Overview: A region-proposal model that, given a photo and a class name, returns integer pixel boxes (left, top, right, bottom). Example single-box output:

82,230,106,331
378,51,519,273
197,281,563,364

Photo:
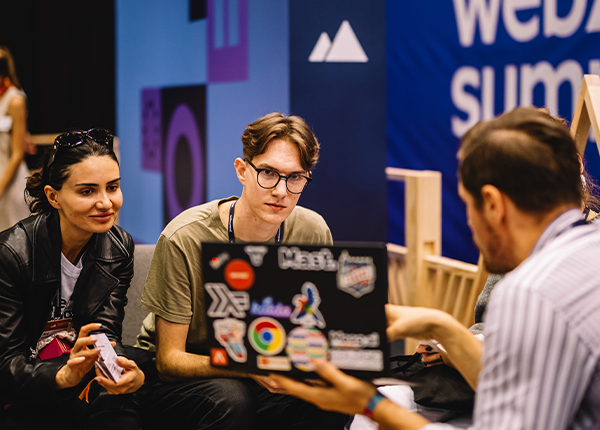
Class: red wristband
363,392,386,419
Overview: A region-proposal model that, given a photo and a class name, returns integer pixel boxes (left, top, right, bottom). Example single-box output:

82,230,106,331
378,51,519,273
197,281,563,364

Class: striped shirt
426,209,600,430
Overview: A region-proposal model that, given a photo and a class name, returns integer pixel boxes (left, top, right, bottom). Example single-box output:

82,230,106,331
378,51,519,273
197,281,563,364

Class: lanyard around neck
228,199,283,244
52,286,63,320
550,217,589,243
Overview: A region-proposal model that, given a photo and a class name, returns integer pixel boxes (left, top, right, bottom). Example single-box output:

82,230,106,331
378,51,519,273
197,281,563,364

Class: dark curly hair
26,137,118,214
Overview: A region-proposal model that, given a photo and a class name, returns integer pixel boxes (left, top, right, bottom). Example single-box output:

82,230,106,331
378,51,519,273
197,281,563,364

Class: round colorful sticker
248,317,286,356
286,327,328,372
224,259,255,291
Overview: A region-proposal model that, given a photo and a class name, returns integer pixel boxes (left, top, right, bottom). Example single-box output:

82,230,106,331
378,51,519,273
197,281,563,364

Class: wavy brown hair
241,113,320,171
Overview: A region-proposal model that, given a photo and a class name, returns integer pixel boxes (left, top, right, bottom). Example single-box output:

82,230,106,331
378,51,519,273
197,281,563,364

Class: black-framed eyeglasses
244,158,312,194
47,128,114,167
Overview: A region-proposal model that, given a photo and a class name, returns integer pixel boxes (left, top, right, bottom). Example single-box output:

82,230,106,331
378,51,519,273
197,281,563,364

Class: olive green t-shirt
137,196,333,354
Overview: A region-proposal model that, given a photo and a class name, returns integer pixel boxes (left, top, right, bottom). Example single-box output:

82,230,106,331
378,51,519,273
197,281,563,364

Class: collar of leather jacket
18,210,130,286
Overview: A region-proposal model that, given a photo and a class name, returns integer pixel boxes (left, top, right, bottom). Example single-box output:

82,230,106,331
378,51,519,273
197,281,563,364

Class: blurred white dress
0,86,29,232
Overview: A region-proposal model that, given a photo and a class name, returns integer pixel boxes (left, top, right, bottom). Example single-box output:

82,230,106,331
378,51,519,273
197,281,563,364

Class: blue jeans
138,376,348,430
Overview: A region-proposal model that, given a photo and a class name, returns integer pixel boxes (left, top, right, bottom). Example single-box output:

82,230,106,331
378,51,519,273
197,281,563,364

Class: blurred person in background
0,46,30,231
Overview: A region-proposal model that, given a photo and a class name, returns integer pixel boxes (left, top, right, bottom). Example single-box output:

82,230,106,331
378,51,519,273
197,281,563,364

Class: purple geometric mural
141,88,163,172
208,0,248,82
141,85,206,225
160,85,206,225
164,103,205,220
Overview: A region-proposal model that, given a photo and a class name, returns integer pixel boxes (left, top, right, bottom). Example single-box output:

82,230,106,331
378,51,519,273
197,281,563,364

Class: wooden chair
423,254,487,328
571,74,600,157
386,168,488,353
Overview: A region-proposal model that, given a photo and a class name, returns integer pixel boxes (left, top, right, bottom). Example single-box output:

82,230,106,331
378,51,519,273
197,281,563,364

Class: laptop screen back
202,242,390,379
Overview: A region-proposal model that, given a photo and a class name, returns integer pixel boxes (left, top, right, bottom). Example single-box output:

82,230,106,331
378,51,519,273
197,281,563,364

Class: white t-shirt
60,252,83,319
34,253,84,353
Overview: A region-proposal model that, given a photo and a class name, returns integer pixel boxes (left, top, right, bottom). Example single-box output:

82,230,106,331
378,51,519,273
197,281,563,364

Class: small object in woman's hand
91,333,123,382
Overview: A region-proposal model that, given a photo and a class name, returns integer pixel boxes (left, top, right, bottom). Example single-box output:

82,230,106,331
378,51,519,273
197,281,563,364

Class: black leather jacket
0,210,134,406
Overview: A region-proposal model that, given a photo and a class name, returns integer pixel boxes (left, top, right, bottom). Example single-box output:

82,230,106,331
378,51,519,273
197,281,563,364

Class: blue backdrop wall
387,0,600,263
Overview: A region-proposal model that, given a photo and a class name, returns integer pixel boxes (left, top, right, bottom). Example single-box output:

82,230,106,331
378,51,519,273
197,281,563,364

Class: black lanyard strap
52,286,62,319
228,199,282,244
552,217,589,242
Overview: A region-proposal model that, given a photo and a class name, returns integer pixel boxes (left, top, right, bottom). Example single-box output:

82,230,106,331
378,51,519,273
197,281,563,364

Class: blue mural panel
208,0,248,82
290,0,387,242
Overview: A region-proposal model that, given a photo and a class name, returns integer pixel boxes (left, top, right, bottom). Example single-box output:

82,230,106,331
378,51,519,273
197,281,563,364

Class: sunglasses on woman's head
47,128,114,167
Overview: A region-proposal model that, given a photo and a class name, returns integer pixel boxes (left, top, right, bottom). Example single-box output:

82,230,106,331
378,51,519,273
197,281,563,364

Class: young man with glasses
137,113,347,429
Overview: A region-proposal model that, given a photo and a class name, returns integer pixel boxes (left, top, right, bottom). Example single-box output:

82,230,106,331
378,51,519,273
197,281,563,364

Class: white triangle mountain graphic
308,33,332,62
308,20,368,63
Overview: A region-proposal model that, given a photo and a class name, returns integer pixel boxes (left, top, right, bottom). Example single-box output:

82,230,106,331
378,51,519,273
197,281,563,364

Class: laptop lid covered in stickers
202,242,390,379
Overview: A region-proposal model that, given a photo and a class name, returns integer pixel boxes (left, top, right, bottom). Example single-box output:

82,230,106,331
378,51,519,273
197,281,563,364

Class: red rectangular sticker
211,348,229,366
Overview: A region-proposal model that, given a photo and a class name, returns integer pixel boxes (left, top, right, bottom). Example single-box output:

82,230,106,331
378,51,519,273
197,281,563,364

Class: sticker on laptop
248,317,287,356
286,326,328,372
278,246,338,271
257,355,292,371
336,250,376,298
328,330,380,349
206,283,250,318
250,296,292,318
213,318,248,363
224,259,255,291
290,282,326,328
330,349,384,371
211,348,229,366
209,252,230,270
244,245,268,267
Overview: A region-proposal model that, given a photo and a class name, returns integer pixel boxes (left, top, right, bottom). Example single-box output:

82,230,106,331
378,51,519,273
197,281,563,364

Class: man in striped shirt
274,107,600,429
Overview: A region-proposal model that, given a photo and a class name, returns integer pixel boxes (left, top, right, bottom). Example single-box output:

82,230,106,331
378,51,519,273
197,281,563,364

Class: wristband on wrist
363,392,386,419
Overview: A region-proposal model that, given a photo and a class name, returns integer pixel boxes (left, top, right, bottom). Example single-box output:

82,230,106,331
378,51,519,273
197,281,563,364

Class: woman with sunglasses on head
0,46,30,232
0,129,144,430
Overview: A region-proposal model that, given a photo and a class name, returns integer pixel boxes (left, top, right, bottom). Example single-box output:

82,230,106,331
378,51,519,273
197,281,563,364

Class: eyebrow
255,163,306,175
74,177,121,187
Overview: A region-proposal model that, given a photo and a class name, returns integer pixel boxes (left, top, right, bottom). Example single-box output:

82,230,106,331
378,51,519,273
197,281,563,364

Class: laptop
202,241,391,379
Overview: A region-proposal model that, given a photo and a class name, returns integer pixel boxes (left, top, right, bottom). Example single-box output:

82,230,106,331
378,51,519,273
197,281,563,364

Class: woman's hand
54,323,102,390
95,356,145,395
